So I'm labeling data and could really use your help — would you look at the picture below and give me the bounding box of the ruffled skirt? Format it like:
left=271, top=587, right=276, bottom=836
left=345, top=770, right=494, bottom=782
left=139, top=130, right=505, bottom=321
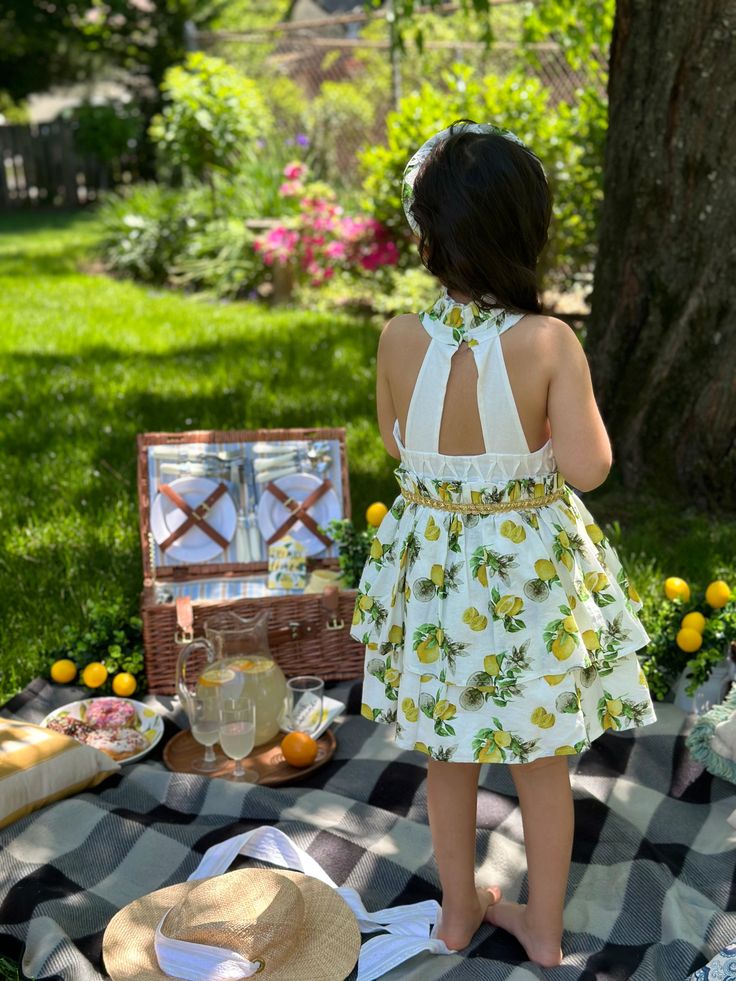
left=350, top=468, right=657, bottom=764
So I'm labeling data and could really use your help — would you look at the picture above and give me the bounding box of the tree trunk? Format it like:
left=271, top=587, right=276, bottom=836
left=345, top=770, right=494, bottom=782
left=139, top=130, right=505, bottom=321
left=586, top=0, right=736, bottom=511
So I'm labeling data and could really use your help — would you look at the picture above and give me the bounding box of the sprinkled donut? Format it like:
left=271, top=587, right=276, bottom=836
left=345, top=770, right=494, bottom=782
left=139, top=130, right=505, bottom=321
left=85, top=698, right=136, bottom=730
left=85, top=727, right=148, bottom=761
left=47, top=716, right=95, bottom=740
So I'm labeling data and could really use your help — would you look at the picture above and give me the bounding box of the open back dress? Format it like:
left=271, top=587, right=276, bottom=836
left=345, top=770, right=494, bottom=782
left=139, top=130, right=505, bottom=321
left=350, top=290, right=656, bottom=764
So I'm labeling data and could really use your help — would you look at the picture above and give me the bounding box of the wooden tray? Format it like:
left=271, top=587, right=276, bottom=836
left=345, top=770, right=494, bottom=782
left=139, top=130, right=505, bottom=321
left=163, top=728, right=337, bottom=785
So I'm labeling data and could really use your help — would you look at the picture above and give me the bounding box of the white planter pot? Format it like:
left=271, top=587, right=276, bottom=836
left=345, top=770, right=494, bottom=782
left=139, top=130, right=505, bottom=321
left=674, top=656, right=733, bottom=715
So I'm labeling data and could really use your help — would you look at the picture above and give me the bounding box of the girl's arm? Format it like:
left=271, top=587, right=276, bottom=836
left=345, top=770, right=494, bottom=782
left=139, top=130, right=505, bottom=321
left=546, top=320, right=612, bottom=492
left=376, top=322, right=401, bottom=460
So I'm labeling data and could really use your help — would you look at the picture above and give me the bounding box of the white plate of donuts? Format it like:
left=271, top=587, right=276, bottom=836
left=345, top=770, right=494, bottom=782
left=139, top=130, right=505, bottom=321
left=42, top=697, right=164, bottom=764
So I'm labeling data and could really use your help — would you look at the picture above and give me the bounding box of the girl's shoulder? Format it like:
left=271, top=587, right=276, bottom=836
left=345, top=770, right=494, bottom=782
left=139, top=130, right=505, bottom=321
left=508, top=312, right=583, bottom=362
left=377, top=313, right=423, bottom=354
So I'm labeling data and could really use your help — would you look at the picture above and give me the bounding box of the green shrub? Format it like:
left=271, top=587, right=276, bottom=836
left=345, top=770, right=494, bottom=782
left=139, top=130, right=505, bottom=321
left=149, top=52, right=271, bottom=184
left=68, top=101, right=144, bottom=164
left=97, top=182, right=188, bottom=283
left=97, top=179, right=267, bottom=298
left=307, top=81, right=376, bottom=186
left=263, top=76, right=309, bottom=135
left=360, top=64, right=603, bottom=291
left=170, top=218, right=263, bottom=299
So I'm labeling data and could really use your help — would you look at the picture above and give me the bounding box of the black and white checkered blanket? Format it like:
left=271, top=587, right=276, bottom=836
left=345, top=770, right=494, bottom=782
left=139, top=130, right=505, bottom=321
left=1, top=678, right=734, bottom=981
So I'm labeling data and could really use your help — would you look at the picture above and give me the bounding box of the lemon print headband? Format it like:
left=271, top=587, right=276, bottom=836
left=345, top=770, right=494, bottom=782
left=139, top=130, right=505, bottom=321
left=401, top=121, right=535, bottom=235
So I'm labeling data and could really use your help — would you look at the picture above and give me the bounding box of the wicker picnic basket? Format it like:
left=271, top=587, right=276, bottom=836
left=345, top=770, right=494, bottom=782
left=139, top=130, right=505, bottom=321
left=137, top=427, right=364, bottom=695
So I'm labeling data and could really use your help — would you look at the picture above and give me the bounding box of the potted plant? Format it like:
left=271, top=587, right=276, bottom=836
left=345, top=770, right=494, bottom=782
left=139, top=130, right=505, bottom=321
left=641, top=577, right=735, bottom=713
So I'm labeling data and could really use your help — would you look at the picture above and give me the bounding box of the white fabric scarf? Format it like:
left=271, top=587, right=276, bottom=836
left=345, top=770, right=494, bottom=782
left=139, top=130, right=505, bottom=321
left=153, top=824, right=455, bottom=981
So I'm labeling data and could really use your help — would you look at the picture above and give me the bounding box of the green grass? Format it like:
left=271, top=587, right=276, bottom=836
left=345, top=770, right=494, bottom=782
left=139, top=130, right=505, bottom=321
left=0, top=956, right=28, bottom=981
left=1, top=211, right=734, bottom=701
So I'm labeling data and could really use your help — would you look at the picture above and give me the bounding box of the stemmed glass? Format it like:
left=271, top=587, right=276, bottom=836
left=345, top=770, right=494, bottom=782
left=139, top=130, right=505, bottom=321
left=187, top=695, right=221, bottom=772
left=218, top=697, right=259, bottom=783
left=283, top=676, right=325, bottom=738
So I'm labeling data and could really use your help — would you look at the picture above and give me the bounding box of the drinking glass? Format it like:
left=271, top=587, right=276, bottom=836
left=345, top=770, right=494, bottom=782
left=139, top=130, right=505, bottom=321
left=283, top=676, right=325, bottom=738
left=188, top=695, right=220, bottom=772
left=218, top=697, right=258, bottom=782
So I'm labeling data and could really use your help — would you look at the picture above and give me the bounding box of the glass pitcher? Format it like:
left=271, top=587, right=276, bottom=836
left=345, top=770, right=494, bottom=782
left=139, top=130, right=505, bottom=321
left=176, top=609, right=287, bottom=747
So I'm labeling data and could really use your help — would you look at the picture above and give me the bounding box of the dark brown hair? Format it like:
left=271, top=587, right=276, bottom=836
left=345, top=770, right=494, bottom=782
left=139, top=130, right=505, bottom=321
left=409, top=120, right=552, bottom=313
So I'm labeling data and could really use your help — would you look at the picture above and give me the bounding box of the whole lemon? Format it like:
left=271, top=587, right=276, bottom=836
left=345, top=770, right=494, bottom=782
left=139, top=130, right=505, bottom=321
left=366, top=502, right=388, bottom=527
left=50, top=659, right=77, bottom=684
left=681, top=611, right=706, bottom=634
left=664, top=577, right=690, bottom=602
left=705, top=580, right=732, bottom=609
left=494, top=729, right=512, bottom=748
left=82, top=662, right=108, bottom=689
left=676, top=627, right=703, bottom=653
left=112, top=672, right=137, bottom=697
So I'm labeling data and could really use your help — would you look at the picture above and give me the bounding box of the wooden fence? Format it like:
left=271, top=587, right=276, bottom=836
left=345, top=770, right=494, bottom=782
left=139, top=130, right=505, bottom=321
left=0, top=120, right=140, bottom=209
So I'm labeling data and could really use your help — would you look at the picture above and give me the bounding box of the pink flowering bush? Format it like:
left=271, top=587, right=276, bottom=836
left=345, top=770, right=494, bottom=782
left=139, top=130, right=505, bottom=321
left=254, top=162, right=398, bottom=287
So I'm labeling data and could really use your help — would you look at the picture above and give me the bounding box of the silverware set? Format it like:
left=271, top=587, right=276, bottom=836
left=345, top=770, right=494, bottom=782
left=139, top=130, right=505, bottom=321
left=150, top=440, right=335, bottom=563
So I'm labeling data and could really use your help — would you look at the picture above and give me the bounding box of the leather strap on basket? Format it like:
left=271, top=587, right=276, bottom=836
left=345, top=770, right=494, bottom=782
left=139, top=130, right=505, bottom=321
left=158, top=482, right=230, bottom=552
left=175, top=596, right=194, bottom=644
left=263, top=479, right=334, bottom=547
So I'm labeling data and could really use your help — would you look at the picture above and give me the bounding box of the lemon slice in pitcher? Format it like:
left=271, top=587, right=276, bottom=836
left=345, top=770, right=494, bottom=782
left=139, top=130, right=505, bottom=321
left=198, top=667, right=237, bottom=687
left=229, top=657, right=275, bottom=674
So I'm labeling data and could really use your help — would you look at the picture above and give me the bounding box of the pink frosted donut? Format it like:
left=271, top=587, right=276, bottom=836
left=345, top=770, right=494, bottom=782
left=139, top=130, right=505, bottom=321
left=85, top=698, right=136, bottom=730
left=85, top=727, right=148, bottom=761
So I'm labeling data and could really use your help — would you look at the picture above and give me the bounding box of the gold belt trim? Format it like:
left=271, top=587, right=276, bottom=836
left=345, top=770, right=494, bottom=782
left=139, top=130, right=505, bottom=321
left=399, top=487, right=567, bottom=514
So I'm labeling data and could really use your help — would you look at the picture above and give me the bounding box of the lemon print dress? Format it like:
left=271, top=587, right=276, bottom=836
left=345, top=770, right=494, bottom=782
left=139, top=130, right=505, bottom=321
left=350, top=289, right=656, bottom=764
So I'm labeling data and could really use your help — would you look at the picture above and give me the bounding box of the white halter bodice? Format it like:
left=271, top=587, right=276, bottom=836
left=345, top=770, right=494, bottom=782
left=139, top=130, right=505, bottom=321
left=392, top=290, right=557, bottom=482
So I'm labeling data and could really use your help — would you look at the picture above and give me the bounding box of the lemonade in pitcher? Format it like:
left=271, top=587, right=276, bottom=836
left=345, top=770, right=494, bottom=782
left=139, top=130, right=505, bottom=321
left=177, top=609, right=287, bottom=747
left=196, top=655, right=287, bottom=746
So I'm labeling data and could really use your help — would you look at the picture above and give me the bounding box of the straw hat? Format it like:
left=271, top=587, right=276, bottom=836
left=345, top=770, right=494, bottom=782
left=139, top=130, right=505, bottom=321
left=103, top=867, right=361, bottom=981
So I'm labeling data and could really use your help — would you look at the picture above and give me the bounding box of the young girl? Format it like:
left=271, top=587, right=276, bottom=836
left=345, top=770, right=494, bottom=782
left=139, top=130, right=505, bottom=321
left=349, top=120, right=657, bottom=968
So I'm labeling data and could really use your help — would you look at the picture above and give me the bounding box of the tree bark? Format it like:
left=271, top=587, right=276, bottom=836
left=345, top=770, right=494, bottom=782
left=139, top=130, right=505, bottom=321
left=586, top=0, right=736, bottom=511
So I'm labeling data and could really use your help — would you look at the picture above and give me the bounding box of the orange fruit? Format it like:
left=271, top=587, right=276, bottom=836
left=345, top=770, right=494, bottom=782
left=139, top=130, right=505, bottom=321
left=366, top=502, right=388, bottom=527
left=676, top=627, right=703, bottom=653
left=281, top=731, right=319, bottom=767
left=50, top=659, right=77, bottom=684
left=664, top=577, right=690, bottom=602
left=112, top=672, right=137, bottom=697
left=82, top=662, right=108, bottom=689
left=705, top=580, right=731, bottom=609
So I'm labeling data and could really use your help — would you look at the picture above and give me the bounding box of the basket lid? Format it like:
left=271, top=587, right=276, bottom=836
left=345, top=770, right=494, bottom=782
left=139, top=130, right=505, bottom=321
left=137, top=428, right=352, bottom=584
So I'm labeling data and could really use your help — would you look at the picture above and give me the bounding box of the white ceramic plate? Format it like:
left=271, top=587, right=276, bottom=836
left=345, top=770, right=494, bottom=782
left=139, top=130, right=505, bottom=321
left=42, top=698, right=164, bottom=765
left=151, top=476, right=237, bottom=563
left=257, top=472, right=341, bottom=557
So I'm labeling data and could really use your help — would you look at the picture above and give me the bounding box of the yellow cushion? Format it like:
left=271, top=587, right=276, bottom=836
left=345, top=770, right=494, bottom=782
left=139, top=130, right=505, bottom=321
left=0, top=718, right=120, bottom=829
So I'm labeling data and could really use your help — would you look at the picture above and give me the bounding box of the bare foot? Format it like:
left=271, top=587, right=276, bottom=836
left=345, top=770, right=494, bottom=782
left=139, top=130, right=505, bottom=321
left=485, top=901, right=563, bottom=967
left=435, top=885, right=503, bottom=951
